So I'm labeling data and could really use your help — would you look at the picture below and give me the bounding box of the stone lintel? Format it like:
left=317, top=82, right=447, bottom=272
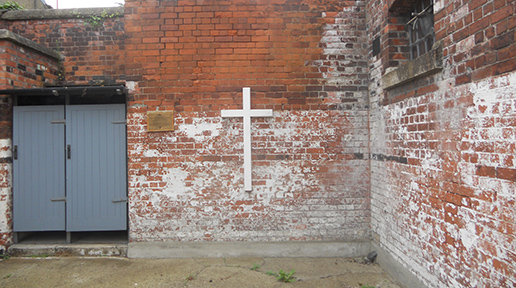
left=382, top=42, right=443, bottom=90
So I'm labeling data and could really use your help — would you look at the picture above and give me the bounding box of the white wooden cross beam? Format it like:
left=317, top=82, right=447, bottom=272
left=221, top=87, right=273, bottom=192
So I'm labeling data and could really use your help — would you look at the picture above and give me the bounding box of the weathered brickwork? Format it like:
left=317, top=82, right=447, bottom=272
left=125, top=0, right=370, bottom=242
left=368, top=0, right=516, bottom=286
left=0, top=10, right=124, bottom=250
left=124, top=0, right=367, bottom=110
left=0, top=39, right=59, bottom=89
left=0, top=36, right=60, bottom=250
left=129, top=109, right=370, bottom=241
left=0, top=0, right=513, bottom=286
left=3, top=8, right=125, bottom=85
left=0, top=109, right=12, bottom=252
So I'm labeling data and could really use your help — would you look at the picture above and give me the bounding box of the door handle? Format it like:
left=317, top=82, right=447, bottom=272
left=51, top=197, right=66, bottom=202
left=112, top=198, right=128, bottom=203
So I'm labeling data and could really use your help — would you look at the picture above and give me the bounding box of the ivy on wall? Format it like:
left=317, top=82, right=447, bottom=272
left=73, top=9, right=121, bottom=28
left=0, top=1, right=24, bottom=10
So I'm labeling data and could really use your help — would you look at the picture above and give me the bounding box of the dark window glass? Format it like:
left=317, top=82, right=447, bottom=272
left=407, top=0, right=434, bottom=59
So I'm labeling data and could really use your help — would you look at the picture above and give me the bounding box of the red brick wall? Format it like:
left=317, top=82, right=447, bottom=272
left=5, top=9, right=125, bottom=85
left=0, top=38, right=61, bottom=249
left=0, top=1, right=512, bottom=285
left=0, top=8, right=125, bottom=250
left=0, top=93, right=12, bottom=250
left=0, top=39, right=59, bottom=88
left=124, top=0, right=371, bottom=242
left=368, top=0, right=516, bottom=286
left=0, top=10, right=124, bottom=250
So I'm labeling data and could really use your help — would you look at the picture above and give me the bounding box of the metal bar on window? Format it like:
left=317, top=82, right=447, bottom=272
left=407, top=5, right=432, bottom=26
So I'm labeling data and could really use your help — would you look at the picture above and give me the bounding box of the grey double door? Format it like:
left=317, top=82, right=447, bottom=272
left=13, top=104, right=127, bottom=232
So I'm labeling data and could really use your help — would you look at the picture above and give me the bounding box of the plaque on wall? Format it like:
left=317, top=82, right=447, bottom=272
left=147, top=111, right=174, bottom=132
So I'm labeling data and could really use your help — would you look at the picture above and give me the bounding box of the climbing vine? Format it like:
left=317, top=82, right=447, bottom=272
left=0, top=1, right=24, bottom=10
left=73, top=9, right=121, bottom=28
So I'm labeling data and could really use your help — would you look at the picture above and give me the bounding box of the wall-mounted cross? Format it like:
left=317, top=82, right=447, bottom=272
left=221, top=88, right=273, bottom=192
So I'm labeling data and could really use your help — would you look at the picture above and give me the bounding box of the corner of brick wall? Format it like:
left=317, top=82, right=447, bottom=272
left=367, top=0, right=516, bottom=286
left=3, top=9, right=126, bottom=86
left=0, top=12, right=127, bottom=247
left=0, top=37, right=63, bottom=248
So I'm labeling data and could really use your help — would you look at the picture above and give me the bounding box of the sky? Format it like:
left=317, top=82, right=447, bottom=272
left=45, top=0, right=124, bottom=9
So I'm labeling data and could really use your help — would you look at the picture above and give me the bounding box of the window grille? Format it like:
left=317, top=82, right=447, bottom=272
left=407, top=0, right=434, bottom=59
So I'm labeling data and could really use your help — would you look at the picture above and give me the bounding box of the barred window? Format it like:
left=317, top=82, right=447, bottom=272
left=407, top=0, right=434, bottom=59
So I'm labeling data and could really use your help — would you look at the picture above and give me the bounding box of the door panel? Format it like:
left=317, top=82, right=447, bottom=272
left=13, top=106, right=66, bottom=231
left=66, top=104, right=127, bottom=231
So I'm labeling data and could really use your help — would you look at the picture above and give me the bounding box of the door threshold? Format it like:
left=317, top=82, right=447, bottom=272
left=8, top=242, right=128, bottom=257
left=9, top=231, right=128, bottom=257
left=14, top=231, right=128, bottom=245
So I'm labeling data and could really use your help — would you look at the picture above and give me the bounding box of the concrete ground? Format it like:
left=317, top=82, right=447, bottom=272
left=0, top=256, right=401, bottom=288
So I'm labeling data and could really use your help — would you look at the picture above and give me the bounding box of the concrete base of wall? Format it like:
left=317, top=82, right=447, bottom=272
left=8, top=239, right=427, bottom=288
left=372, top=242, right=428, bottom=288
left=128, top=240, right=372, bottom=259
left=8, top=243, right=127, bottom=257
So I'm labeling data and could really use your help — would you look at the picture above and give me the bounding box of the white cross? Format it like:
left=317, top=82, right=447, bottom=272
left=221, top=87, right=273, bottom=192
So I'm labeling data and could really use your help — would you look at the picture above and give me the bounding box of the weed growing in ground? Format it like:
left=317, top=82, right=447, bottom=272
left=183, top=274, right=196, bottom=285
left=266, top=269, right=296, bottom=283
left=250, top=263, right=261, bottom=270
left=185, top=275, right=195, bottom=281
left=277, top=269, right=296, bottom=283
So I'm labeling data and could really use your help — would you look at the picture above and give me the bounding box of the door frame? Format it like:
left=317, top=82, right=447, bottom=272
left=9, top=86, right=128, bottom=243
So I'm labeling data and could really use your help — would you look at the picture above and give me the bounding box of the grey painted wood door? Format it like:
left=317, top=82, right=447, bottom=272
left=66, top=104, right=127, bottom=231
left=13, top=106, right=66, bottom=231
left=13, top=104, right=127, bottom=232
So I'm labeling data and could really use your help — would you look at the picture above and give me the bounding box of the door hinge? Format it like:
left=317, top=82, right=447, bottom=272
left=111, top=120, right=127, bottom=125
left=51, top=197, right=66, bottom=202
left=112, top=197, right=128, bottom=203
left=67, top=145, right=71, bottom=159
left=13, top=145, right=17, bottom=160
left=51, top=119, right=66, bottom=125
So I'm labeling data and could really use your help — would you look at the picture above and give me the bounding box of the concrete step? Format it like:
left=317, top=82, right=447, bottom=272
left=8, top=243, right=128, bottom=257
left=7, top=231, right=128, bottom=257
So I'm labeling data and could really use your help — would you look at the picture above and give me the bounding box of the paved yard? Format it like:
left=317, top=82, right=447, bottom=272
left=0, top=257, right=400, bottom=288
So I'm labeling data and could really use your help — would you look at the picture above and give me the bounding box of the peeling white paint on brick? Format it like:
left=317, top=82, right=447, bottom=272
left=471, top=71, right=516, bottom=102
left=126, top=81, right=138, bottom=93
left=177, top=116, right=222, bottom=141
left=257, top=161, right=321, bottom=199
left=450, top=5, right=469, bottom=24
left=0, top=139, right=11, bottom=158
left=128, top=107, right=370, bottom=242
left=161, top=167, right=190, bottom=199
left=434, top=0, right=445, bottom=13
left=0, top=188, right=10, bottom=232
left=371, top=70, right=516, bottom=287
left=459, top=219, right=478, bottom=251
left=143, top=149, right=162, bottom=157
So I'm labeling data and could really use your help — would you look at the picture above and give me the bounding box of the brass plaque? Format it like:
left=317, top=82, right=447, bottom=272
left=147, top=111, right=174, bottom=132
